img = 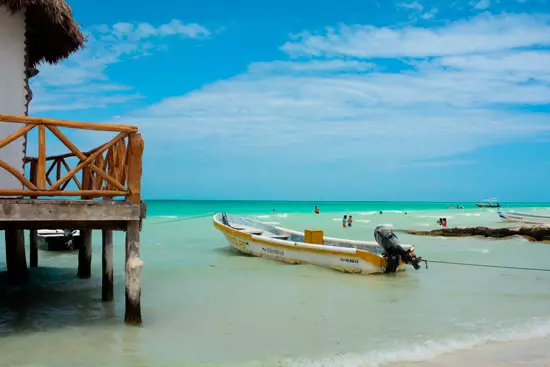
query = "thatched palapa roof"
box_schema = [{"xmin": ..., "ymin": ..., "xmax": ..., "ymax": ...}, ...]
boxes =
[{"xmin": 1, "ymin": 0, "xmax": 85, "ymax": 67}]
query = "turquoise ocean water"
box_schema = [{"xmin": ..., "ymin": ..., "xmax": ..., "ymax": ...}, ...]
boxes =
[{"xmin": 1, "ymin": 200, "xmax": 550, "ymax": 367}]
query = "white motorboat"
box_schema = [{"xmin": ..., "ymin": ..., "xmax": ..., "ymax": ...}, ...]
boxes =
[
  {"xmin": 213, "ymin": 213, "xmax": 424, "ymax": 274},
  {"xmin": 497, "ymin": 211, "xmax": 550, "ymax": 225}
]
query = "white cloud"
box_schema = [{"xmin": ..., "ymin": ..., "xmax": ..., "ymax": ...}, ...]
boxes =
[
  {"xmin": 281, "ymin": 13, "xmax": 550, "ymax": 58},
  {"xmin": 421, "ymin": 8, "xmax": 439, "ymax": 19},
  {"xmin": 473, "ymin": 0, "xmax": 491, "ymax": 9},
  {"xmin": 31, "ymin": 20, "xmax": 214, "ymax": 113},
  {"xmin": 99, "ymin": 12, "xmax": 550, "ymax": 168},
  {"xmin": 108, "ymin": 20, "xmax": 212, "ymax": 40},
  {"xmin": 247, "ymin": 60, "xmax": 376, "ymax": 74},
  {"xmin": 397, "ymin": 1, "xmax": 424, "ymax": 11}
]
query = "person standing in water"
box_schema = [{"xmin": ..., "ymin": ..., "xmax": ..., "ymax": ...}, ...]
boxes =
[
  {"xmin": 314, "ymin": 206, "xmax": 320, "ymax": 214},
  {"xmin": 342, "ymin": 215, "xmax": 347, "ymax": 228},
  {"xmin": 347, "ymin": 215, "xmax": 353, "ymax": 227}
]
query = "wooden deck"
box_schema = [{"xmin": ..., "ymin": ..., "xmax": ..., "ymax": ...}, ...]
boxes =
[{"xmin": 0, "ymin": 114, "xmax": 146, "ymax": 325}]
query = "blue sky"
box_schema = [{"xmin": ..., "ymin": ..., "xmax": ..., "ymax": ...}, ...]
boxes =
[{"xmin": 28, "ymin": 0, "xmax": 550, "ymax": 201}]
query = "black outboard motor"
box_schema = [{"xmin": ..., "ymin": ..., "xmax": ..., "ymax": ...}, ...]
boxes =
[{"xmin": 374, "ymin": 226, "xmax": 422, "ymax": 273}]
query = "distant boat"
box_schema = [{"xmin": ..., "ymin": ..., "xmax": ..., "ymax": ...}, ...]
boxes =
[
  {"xmin": 497, "ymin": 211, "xmax": 550, "ymax": 225},
  {"xmin": 213, "ymin": 213, "xmax": 423, "ymax": 274},
  {"xmin": 476, "ymin": 199, "xmax": 501, "ymax": 208},
  {"xmin": 38, "ymin": 229, "xmax": 80, "ymax": 251}
]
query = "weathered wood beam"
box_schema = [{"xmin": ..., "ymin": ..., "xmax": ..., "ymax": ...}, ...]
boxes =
[
  {"xmin": 29, "ymin": 229, "xmax": 38, "ymax": 267},
  {"xmin": 0, "ymin": 221, "xmax": 129, "ymax": 231},
  {"xmin": 0, "ymin": 200, "xmax": 140, "ymax": 222},
  {"xmin": 127, "ymin": 133, "xmax": 144, "ymax": 205},
  {"xmin": 125, "ymin": 221, "xmax": 143, "ymax": 325},
  {"xmin": 5, "ymin": 229, "xmax": 28, "ymax": 285},
  {"xmin": 0, "ymin": 189, "xmax": 126, "ymax": 197},
  {"xmin": 77, "ymin": 229, "xmax": 92, "ymax": 278},
  {"xmin": 0, "ymin": 114, "xmax": 138, "ymax": 133},
  {"xmin": 102, "ymin": 230, "xmax": 114, "ymax": 301}
]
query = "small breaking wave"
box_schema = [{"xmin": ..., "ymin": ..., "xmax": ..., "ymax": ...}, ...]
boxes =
[
  {"xmin": 152, "ymin": 215, "xmax": 178, "ymax": 219},
  {"xmin": 377, "ymin": 223, "xmax": 393, "ymax": 228},
  {"xmin": 256, "ymin": 215, "xmax": 271, "ymax": 219},
  {"xmin": 359, "ymin": 211, "xmax": 377, "ymax": 216},
  {"xmin": 461, "ymin": 213, "xmax": 481, "ymax": 217},
  {"xmin": 276, "ymin": 213, "xmax": 289, "ymax": 218},
  {"xmin": 263, "ymin": 221, "xmax": 280, "ymax": 225},
  {"xmin": 283, "ymin": 317, "xmax": 550, "ymax": 367},
  {"xmin": 355, "ymin": 220, "xmax": 371, "ymax": 223}
]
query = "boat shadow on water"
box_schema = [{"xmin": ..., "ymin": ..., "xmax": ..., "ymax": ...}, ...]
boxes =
[{"xmin": 0, "ymin": 266, "xmax": 123, "ymax": 334}]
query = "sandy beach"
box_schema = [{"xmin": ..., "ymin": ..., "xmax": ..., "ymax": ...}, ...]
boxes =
[{"xmin": 400, "ymin": 336, "xmax": 550, "ymax": 367}]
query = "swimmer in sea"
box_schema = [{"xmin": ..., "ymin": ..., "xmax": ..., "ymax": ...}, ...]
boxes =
[
  {"xmin": 342, "ymin": 215, "xmax": 347, "ymax": 228},
  {"xmin": 347, "ymin": 215, "xmax": 353, "ymax": 227}
]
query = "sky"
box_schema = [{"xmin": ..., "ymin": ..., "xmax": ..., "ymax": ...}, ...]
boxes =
[{"xmin": 28, "ymin": 0, "xmax": 550, "ymax": 202}]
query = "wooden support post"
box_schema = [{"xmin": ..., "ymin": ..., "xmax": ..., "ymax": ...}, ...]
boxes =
[
  {"xmin": 127, "ymin": 133, "xmax": 144, "ymax": 205},
  {"xmin": 77, "ymin": 229, "xmax": 92, "ymax": 278},
  {"xmin": 125, "ymin": 221, "xmax": 143, "ymax": 325},
  {"xmin": 29, "ymin": 160, "xmax": 38, "ymax": 267},
  {"xmin": 29, "ymin": 230, "xmax": 38, "ymax": 268},
  {"xmin": 102, "ymin": 230, "xmax": 114, "ymax": 301},
  {"xmin": 5, "ymin": 229, "xmax": 28, "ymax": 285}
]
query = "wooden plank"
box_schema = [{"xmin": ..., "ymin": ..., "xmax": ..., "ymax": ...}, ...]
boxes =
[
  {"xmin": 48, "ymin": 132, "xmax": 128, "ymax": 191},
  {"xmin": 0, "ymin": 114, "xmax": 138, "ymax": 133},
  {"xmin": 102, "ymin": 230, "xmax": 114, "ymax": 301},
  {"xmin": 0, "ymin": 124, "xmax": 34, "ymax": 149},
  {"xmin": 127, "ymin": 133, "xmax": 144, "ymax": 204},
  {"xmin": 77, "ymin": 229, "xmax": 92, "ymax": 278},
  {"xmin": 0, "ymin": 160, "xmax": 38, "ymax": 190},
  {"xmin": 37, "ymin": 125, "xmax": 46, "ymax": 189},
  {"xmin": 0, "ymin": 200, "xmax": 141, "ymax": 221},
  {"xmin": 125, "ymin": 220, "xmax": 143, "ymax": 325},
  {"xmin": 0, "ymin": 189, "xmax": 126, "ymax": 197},
  {"xmin": 0, "ymin": 220, "xmax": 130, "ymax": 231}
]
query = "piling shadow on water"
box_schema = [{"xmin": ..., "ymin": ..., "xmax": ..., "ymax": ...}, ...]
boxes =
[{"xmin": 0, "ymin": 266, "xmax": 124, "ymax": 335}]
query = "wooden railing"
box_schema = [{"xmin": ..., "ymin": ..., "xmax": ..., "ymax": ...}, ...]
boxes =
[{"xmin": 0, "ymin": 114, "xmax": 144, "ymax": 204}]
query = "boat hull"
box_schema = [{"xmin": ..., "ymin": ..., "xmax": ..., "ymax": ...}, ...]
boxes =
[
  {"xmin": 498, "ymin": 211, "xmax": 550, "ymax": 225},
  {"xmin": 214, "ymin": 215, "xmax": 408, "ymax": 274}
]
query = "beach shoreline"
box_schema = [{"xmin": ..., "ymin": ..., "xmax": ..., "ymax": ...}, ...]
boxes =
[{"xmin": 395, "ymin": 335, "xmax": 550, "ymax": 367}]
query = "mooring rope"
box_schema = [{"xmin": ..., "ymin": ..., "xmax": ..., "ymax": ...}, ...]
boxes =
[
  {"xmin": 148, "ymin": 213, "xmax": 215, "ymax": 225},
  {"xmin": 423, "ymin": 259, "xmax": 550, "ymax": 272}
]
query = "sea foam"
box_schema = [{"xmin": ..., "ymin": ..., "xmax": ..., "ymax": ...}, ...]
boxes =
[{"xmin": 283, "ymin": 318, "xmax": 550, "ymax": 367}]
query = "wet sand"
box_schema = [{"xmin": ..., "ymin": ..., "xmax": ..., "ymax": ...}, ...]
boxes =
[{"xmin": 398, "ymin": 336, "xmax": 550, "ymax": 367}]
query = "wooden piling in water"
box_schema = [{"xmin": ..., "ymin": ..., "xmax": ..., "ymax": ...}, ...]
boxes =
[
  {"xmin": 78, "ymin": 229, "xmax": 92, "ymax": 278},
  {"xmin": 5, "ymin": 229, "xmax": 28, "ymax": 284},
  {"xmin": 29, "ymin": 229, "xmax": 38, "ymax": 267},
  {"xmin": 102, "ymin": 229, "xmax": 114, "ymax": 301},
  {"xmin": 125, "ymin": 220, "xmax": 143, "ymax": 325}
]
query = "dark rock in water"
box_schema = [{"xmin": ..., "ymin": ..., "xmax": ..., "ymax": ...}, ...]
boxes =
[{"xmin": 397, "ymin": 226, "xmax": 550, "ymax": 242}]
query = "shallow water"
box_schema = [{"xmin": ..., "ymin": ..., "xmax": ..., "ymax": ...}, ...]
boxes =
[{"xmin": 1, "ymin": 201, "xmax": 550, "ymax": 367}]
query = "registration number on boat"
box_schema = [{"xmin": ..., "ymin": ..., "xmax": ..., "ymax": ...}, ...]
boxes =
[
  {"xmin": 262, "ymin": 247, "xmax": 284, "ymax": 256},
  {"xmin": 340, "ymin": 258, "xmax": 359, "ymax": 264},
  {"xmin": 232, "ymin": 238, "xmax": 248, "ymax": 249}
]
